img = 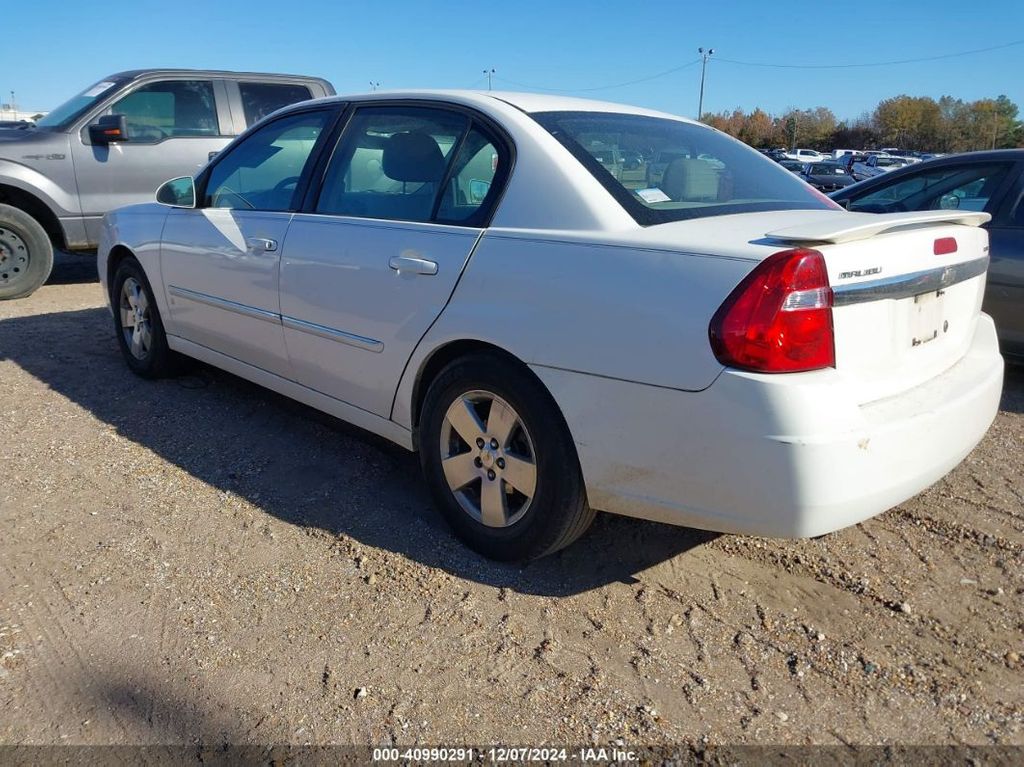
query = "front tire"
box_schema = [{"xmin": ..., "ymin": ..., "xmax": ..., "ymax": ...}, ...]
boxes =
[
  {"xmin": 420, "ymin": 352, "xmax": 594, "ymax": 561},
  {"xmin": 110, "ymin": 256, "xmax": 183, "ymax": 378},
  {"xmin": 0, "ymin": 204, "xmax": 54, "ymax": 300}
]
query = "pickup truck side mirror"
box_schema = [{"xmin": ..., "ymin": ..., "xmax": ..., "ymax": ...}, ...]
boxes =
[
  {"xmin": 89, "ymin": 114, "xmax": 129, "ymax": 145},
  {"xmin": 156, "ymin": 176, "xmax": 196, "ymax": 208}
]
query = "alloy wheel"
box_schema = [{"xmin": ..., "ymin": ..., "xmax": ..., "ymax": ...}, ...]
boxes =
[
  {"xmin": 439, "ymin": 390, "xmax": 538, "ymax": 528},
  {"xmin": 120, "ymin": 277, "xmax": 153, "ymax": 360}
]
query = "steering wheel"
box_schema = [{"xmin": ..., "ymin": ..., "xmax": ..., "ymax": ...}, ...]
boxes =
[
  {"xmin": 273, "ymin": 176, "xmax": 301, "ymax": 193},
  {"xmin": 130, "ymin": 125, "xmax": 168, "ymax": 142}
]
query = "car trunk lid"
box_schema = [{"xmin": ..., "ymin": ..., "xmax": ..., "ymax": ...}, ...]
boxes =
[{"xmin": 765, "ymin": 211, "xmax": 992, "ymax": 403}]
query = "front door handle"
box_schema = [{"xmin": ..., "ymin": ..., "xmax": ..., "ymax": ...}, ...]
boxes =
[
  {"xmin": 246, "ymin": 237, "xmax": 278, "ymax": 252},
  {"xmin": 389, "ymin": 255, "xmax": 438, "ymax": 276}
]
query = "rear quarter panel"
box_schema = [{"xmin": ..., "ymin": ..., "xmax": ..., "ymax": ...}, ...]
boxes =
[{"xmin": 392, "ymin": 230, "xmax": 751, "ymax": 429}]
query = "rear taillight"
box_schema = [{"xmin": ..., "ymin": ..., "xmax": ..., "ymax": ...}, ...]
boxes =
[{"xmin": 709, "ymin": 248, "xmax": 835, "ymax": 373}]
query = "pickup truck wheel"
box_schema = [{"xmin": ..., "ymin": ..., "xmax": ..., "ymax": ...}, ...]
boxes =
[
  {"xmin": 111, "ymin": 256, "xmax": 183, "ymax": 378},
  {"xmin": 420, "ymin": 352, "xmax": 594, "ymax": 561},
  {"xmin": 0, "ymin": 204, "xmax": 54, "ymax": 300}
]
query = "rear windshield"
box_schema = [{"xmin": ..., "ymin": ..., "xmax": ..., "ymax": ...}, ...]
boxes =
[
  {"xmin": 533, "ymin": 111, "xmax": 836, "ymax": 225},
  {"xmin": 36, "ymin": 76, "xmax": 131, "ymax": 129},
  {"xmin": 809, "ymin": 164, "xmax": 846, "ymax": 175}
]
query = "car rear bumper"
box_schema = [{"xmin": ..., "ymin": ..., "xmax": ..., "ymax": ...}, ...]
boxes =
[{"xmin": 532, "ymin": 313, "xmax": 1004, "ymax": 538}]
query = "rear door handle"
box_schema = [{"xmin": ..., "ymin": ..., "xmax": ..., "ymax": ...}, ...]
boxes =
[
  {"xmin": 246, "ymin": 237, "xmax": 278, "ymax": 252},
  {"xmin": 389, "ymin": 255, "xmax": 438, "ymax": 276}
]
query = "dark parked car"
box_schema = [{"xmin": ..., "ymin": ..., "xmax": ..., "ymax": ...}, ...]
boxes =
[
  {"xmin": 831, "ymin": 150, "xmax": 1024, "ymax": 361},
  {"xmin": 799, "ymin": 162, "xmax": 856, "ymax": 192},
  {"xmin": 778, "ymin": 159, "xmax": 805, "ymax": 173}
]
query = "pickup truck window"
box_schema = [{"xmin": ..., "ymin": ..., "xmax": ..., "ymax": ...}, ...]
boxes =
[
  {"xmin": 109, "ymin": 80, "xmax": 220, "ymax": 142},
  {"xmin": 239, "ymin": 82, "xmax": 314, "ymax": 125}
]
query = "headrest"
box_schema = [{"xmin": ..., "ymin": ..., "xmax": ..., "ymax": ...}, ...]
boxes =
[
  {"xmin": 661, "ymin": 157, "xmax": 721, "ymax": 201},
  {"xmin": 382, "ymin": 132, "xmax": 444, "ymax": 183}
]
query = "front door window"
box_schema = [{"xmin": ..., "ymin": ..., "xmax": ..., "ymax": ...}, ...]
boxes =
[
  {"xmin": 109, "ymin": 80, "xmax": 219, "ymax": 143},
  {"xmin": 204, "ymin": 110, "xmax": 333, "ymax": 211}
]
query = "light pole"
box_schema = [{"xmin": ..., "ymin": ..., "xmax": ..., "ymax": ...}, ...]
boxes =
[
  {"xmin": 697, "ymin": 48, "xmax": 714, "ymax": 120},
  {"xmin": 369, "ymin": 81, "xmax": 381, "ymax": 92},
  {"xmin": 483, "ymin": 68, "xmax": 495, "ymax": 91}
]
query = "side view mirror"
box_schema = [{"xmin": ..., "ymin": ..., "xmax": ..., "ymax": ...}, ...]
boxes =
[
  {"xmin": 156, "ymin": 176, "xmax": 197, "ymax": 208},
  {"xmin": 89, "ymin": 114, "xmax": 129, "ymax": 145}
]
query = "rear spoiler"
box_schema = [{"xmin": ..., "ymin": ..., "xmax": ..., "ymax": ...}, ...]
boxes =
[{"xmin": 767, "ymin": 210, "xmax": 991, "ymax": 245}]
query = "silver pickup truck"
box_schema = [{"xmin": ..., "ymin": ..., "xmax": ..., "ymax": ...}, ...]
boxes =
[{"xmin": 0, "ymin": 68, "xmax": 334, "ymax": 299}]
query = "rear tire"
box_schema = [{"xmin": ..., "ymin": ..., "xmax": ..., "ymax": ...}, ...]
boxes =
[
  {"xmin": 110, "ymin": 256, "xmax": 184, "ymax": 378},
  {"xmin": 0, "ymin": 204, "xmax": 54, "ymax": 300},
  {"xmin": 419, "ymin": 351, "xmax": 594, "ymax": 561}
]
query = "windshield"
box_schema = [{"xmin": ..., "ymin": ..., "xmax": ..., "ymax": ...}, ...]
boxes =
[
  {"xmin": 809, "ymin": 164, "xmax": 845, "ymax": 175},
  {"xmin": 35, "ymin": 77, "xmax": 130, "ymax": 129},
  {"xmin": 533, "ymin": 111, "xmax": 837, "ymax": 225},
  {"xmin": 875, "ymin": 157, "xmax": 906, "ymax": 167}
]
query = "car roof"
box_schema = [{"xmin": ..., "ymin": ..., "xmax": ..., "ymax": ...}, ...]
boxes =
[
  {"xmin": 912, "ymin": 149, "xmax": 1024, "ymax": 163},
  {"xmin": 292, "ymin": 89, "xmax": 702, "ymax": 123}
]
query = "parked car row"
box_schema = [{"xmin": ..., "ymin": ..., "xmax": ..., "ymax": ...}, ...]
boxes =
[{"xmin": 1, "ymin": 71, "xmax": 1011, "ymax": 561}]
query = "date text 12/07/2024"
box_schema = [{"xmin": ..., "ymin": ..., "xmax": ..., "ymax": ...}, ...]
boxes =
[{"xmin": 370, "ymin": 746, "xmax": 639, "ymax": 763}]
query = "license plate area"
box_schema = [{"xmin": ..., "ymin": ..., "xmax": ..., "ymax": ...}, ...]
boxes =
[{"xmin": 910, "ymin": 290, "xmax": 946, "ymax": 347}]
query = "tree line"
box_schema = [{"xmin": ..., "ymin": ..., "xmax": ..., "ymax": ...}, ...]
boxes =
[{"xmin": 701, "ymin": 94, "xmax": 1023, "ymax": 152}]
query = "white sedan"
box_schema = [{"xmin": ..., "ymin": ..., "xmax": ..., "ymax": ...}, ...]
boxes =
[{"xmin": 98, "ymin": 91, "xmax": 1004, "ymax": 560}]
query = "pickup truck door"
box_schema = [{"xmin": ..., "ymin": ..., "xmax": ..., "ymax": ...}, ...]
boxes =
[
  {"xmin": 70, "ymin": 77, "xmax": 234, "ymax": 245},
  {"xmin": 278, "ymin": 104, "xmax": 508, "ymax": 417},
  {"xmin": 160, "ymin": 107, "xmax": 338, "ymax": 377}
]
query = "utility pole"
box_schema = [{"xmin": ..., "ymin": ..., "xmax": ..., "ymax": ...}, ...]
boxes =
[
  {"xmin": 697, "ymin": 48, "xmax": 714, "ymax": 120},
  {"xmin": 483, "ymin": 68, "xmax": 495, "ymax": 91}
]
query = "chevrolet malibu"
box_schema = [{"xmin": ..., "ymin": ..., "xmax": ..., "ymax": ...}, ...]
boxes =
[{"xmin": 98, "ymin": 91, "xmax": 1005, "ymax": 560}]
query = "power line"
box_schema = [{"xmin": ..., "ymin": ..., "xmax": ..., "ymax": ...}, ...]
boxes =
[
  {"xmin": 493, "ymin": 59, "xmax": 701, "ymax": 93},
  {"xmin": 715, "ymin": 39, "xmax": 1024, "ymax": 70},
  {"xmin": 477, "ymin": 37, "xmax": 1021, "ymax": 97}
]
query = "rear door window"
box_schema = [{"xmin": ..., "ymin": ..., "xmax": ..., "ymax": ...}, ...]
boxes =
[
  {"xmin": 238, "ymin": 82, "xmax": 313, "ymax": 125},
  {"xmin": 109, "ymin": 80, "xmax": 220, "ymax": 142},
  {"xmin": 435, "ymin": 126, "xmax": 503, "ymax": 224},
  {"xmin": 315, "ymin": 106, "xmax": 468, "ymax": 223}
]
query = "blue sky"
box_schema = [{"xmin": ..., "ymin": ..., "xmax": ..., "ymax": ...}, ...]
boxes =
[{"xmin": 3, "ymin": 0, "xmax": 1022, "ymax": 121}]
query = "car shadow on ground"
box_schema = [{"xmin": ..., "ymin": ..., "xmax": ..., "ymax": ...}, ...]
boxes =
[
  {"xmin": 1, "ymin": 307, "xmax": 720, "ymax": 596},
  {"xmin": 47, "ymin": 250, "xmax": 99, "ymax": 286},
  {"xmin": 1001, "ymin": 362, "xmax": 1024, "ymax": 415}
]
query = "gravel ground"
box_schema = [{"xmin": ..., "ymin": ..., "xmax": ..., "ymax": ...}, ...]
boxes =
[{"xmin": 1, "ymin": 252, "xmax": 1022, "ymax": 748}]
